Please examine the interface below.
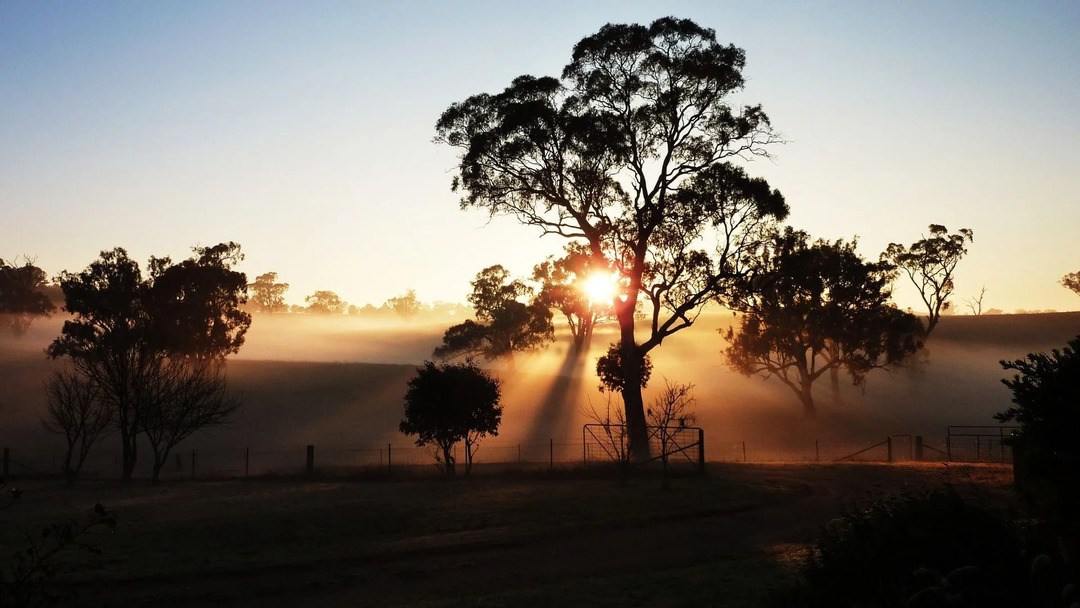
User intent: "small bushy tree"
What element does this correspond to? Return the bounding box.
[399,361,502,475]
[996,336,1080,522]
[0,257,55,336]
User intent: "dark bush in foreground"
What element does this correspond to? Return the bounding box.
[772,487,1025,607]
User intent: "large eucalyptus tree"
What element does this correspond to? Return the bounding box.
[436,17,787,458]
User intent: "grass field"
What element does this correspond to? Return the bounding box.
[0,463,1014,607]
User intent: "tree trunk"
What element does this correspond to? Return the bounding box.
[799,377,817,418]
[151,458,163,485]
[442,445,455,475]
[618,323,650,463]
[120,427,137,483]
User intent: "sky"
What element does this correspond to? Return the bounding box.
[2,1,1078,313]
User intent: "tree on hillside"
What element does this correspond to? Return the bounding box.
[884,225,973,337]
[47,244,250,482]
[964,285,988,316]
[399,361,503,475]
[386,289,422,319]
[0,257,56,336]
[532,242,611,352]
[305,290,346,315]
[434,265,553,369]
[42,369,112,485]
[248,272,290,314]
[436,17,787,459]
[1062,272,1080,298]
[724,229,923,417]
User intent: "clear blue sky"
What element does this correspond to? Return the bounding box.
[2,1,1078,312]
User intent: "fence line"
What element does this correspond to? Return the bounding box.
[1,429,1013,482]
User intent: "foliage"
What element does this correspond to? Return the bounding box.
[434,265,553,367]
[532,243,611,352]
[1062,271,1080,297]
[996,336,1080,521]
[399,361,502,475]
[0,257,56,336]
[0,484,116,607]
[595,342,652,394]
[724,228,923,417]
[305,290,346,314]
[385,289,422,318]
[47,244,249,482]
[884,224,973,336]
[436,17,788,458]
[247,272,290,314]
[41,369,112,485]
[773,488,1024,608]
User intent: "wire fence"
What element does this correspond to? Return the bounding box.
[1,428,1007,482]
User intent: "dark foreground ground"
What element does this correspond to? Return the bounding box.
[1,463,1013,607]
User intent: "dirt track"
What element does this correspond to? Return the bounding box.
[56,463,1010,607]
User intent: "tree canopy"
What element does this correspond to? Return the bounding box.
[1062,272,1080,298]
[386,289,422,318]
[0,257,56,336]
[724,229,923,417]
[399,361,502,475]
[884,225,973,336]
[47,244,250,482]
[436,17,787,458]
[305,290,346,315]
[248,272,290,314]
[434,265,553,367]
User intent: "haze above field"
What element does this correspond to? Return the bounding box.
[1,2,1078,313]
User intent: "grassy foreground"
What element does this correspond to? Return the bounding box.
[0,464,1014,607]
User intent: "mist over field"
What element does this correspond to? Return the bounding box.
[3,311,1077,466]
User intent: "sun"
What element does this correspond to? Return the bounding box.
[583,271,618,305]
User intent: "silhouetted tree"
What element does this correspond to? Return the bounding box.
[386,289,422,318]
[41,369,112,485]
[1062,272,1080,298]
[996,336,1080,521]
[884,225,973,336]
[434,265,553,369]
[532,243,611,352]
[247,272,290,314]
[0,257,56,336]
[47,244,250,482]
[724,229,923,417]
[436,18,787,458]
[140,359,240,484]
[964,286,988,316]
[647,379,698,487]
[305,290,346,314]
[399,361,502,475]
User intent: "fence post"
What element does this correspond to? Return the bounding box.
[915,436,924,461]
[387,444,392,473]
[815,439,820,462]
[306,445,314,476]
[2,448,8,480]
[887,437,893,463]
[245,447,250,477]
[742,441,747,463]
[518,444,522,463]
[976,435,981,461]
[698,429,705,474]
[946,435,952,462]
[549,439,553,471]
[191,449,196,480]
